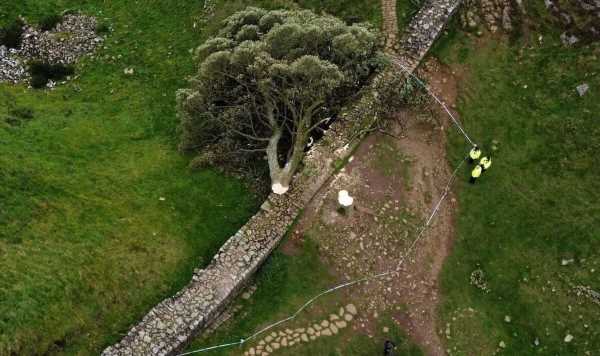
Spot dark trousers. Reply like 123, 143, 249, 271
384, 340, 396, 355
470, 176, 477, 184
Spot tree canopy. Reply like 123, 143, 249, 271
177, 7, 385, 194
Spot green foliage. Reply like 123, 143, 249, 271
178, 7, 383, 181
0, 18, 25, 48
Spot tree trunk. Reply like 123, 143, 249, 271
266, 113, 311, 195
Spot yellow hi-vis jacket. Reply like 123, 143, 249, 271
470, 147, 481, 160
480, 157, 492, 170
471, 165, 482, 178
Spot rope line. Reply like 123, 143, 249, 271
392, 59, 476, 147
178, 155, 468, 355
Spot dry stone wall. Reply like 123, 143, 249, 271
103, 1, 461, 354
396, 0, 462, 71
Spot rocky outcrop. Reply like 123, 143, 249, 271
0, 14, 103, 86
102, 2, 461, 355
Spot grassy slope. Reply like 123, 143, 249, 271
436, 6, 600, 356
0, 1, 258, 354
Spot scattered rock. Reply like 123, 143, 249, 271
564, 334, 574, 343
560, 32, 580, 46
335, 320, 347, 329
576, 84, 589, 97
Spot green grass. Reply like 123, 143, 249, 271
295, 0, 382, 26
0, 0, 417, 354
437, 5, 600, 355
0, 1, 263, 354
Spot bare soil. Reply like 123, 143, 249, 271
282, 58, 463, 356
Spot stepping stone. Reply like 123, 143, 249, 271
272, 342, 280, 350
314, 324, 322, 331
249, 348, 256, 356
307, 327, 315, 335
335, 320, 347, 329
281, 338, 288, 347
285, 328, 293, 335
346, 304, 357, 315
321, 320, 330, 328
296, 328, 305, 333
310, 335, 316, 341
266, 345, 273, 352
339, 307, 345, 316
301, 334, 309, 342
259, 340, 265, 346
344, 314, 353, 322
265, 336, 273, 343
322, 329, 332, 336
330, 324, 339, 334
329, 314, 340, 321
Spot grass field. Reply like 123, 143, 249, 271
0, 0, 395, 354
10, 1, 595, 355
0, 1, 264, 354
436, 4, 600, 355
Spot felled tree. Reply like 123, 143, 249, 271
178, 7, 384, 194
